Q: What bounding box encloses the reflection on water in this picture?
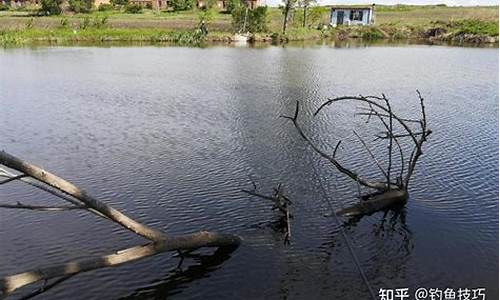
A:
[0,44,498,300]
[10,38,500,50]
[120,246,239,300]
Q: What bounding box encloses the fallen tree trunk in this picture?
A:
[336,189,408,217]
[0,232,240,296]
[0,151,241,298]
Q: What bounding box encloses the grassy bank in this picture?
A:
[0,5,498,46]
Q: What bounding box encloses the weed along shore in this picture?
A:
[0,4,498,46]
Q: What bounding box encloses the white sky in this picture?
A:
[262,0,499,6]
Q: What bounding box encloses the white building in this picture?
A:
[329,5,375,27]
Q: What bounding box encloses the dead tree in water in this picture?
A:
[282,91,431,218]
[0,151,241,299]
[242,183,292,244]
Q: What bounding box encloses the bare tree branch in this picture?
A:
[243,183,292,244]
[404,90,431,187]
[313,93,431,190]
[17,275,75,300]
[241,189,276,202]
[364,104,405,185]
[374,130,432,140]
[355,112,421,124]
[0,202,86,211]
[314,96,420,147]
[352,130,388,180]
[0,174,27,185]
[282,101,389,191]
[383,94,394,190]
[0,168,90,209]
[0,151,166,242]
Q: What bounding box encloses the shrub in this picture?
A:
[224,0,240,13]
[198,7,216,23]
[307,6,328,28]
[40,0,63,15]
[232,6,268,33]
[124,3,142,13]
[360,26,383,39]
[25,17,34,29]
[80,16,91,29]
[0,3,9,11]
[78,15,108,29]
[170,0,194,11]
[59,17,69,28]
[170,30,205,44]
[98,3,113,10]
[69,0,94,13]
[110,0,128,5]
[452,19,498,37]
[1,32,24,46]
[93,15,108,28]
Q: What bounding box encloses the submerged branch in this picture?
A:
[0,202,86,211]
[243,183,292,244]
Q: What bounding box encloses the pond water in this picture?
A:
[0,43,498,300]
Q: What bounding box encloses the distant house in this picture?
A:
[329,4,375,27]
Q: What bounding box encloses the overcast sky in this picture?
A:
[262,0,498,6]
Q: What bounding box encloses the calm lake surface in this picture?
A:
[0,43,498,300]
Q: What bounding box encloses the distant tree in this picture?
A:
[224,0,241,13]
[40,0,63,15]
[307,5,326,28]
[281,0,297,34]
[299,0,315,28]
[198,6,217,24]
[97,3,114,10]
[68,0,94,13]
[232,5,268,33]
[124,3,142,13]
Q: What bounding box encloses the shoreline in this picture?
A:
[1,26,498,47]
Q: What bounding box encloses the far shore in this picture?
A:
[1,5,498,46]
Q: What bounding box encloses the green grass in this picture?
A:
[376,5,498,25]
[0,27,213,46]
